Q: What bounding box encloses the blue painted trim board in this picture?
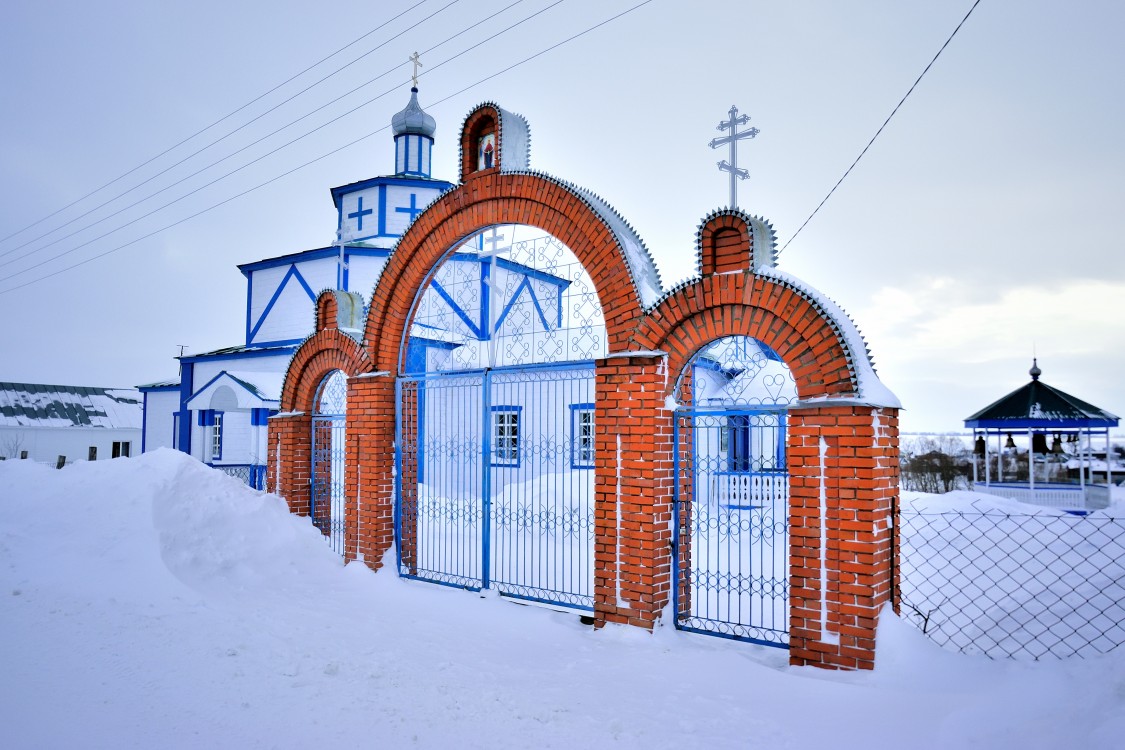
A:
[248,264,317,343]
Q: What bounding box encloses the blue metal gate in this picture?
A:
[396,363,595,609]
[673,335,796,647]
[312,371,347,554]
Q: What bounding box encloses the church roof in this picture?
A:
[0,382,142,429]
[964,362,1119,429]
[391,87,436,138]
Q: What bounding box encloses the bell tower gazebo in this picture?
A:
[965,359,1119,510]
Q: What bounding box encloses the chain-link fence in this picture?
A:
[898,506,1125,658]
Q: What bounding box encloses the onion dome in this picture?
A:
[392,87,436,138]
[1029,358,1042,381]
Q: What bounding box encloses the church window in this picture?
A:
[491,406,521,467]
[211,412,224,461]
[88,446,97,461]
[570,403,595,469]
[112,441,131,458]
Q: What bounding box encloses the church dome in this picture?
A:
[391,88,436,138]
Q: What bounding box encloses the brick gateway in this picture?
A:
[268,102,901,670]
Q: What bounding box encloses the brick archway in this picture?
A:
[362,170,654,373]
[269,291,373,560]
[269,107,899,671]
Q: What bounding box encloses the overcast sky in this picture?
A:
[1,0,1122,434]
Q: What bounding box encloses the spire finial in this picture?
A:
[409,51,422,88]
[1030,358,1041,381]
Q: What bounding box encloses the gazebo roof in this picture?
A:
[964,360,1119,429]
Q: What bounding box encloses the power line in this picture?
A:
[0,0,561,280]
[779,0,983,255]
[0,0,467,263]
[0,0,655,296]
[0,0,431,248]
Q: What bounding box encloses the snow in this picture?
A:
[3,451,1125,748]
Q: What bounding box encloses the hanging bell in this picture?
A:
[1051,434,1064,454]
[1032,432,1048,454]
[974,436,986,456]
[1005,433,1016,449]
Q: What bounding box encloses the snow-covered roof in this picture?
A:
[0,382,142,429]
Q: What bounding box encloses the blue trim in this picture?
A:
[377,185,387,237]
[248,264,317,343]
[489,404,523,469]
[481,371,493,588]
[186,370,278,408]
[430,280,483,337]
[138,384,179,392]
[245,272,253,345]
[243,337,306,349]
[569,403,595,469]
[480,263,491,340]
[177,363,194,454]
[141,391,148,453]
[330,175,452,208]
[495,276,552,333]
[966,418,1118,429]
[403,135,410,173]
[212,412,224,461]
[251,408,271,427]
[238,245,389,274]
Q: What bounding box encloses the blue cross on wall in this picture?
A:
[348,196,374,231]
[395,193,425,223]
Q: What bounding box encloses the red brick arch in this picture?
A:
[280,327,371,413]
[633,272,858,401]
[363,171,650,372]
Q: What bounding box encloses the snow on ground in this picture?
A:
[3,451,1125,749]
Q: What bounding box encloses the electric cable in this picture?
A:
[0,0,655,296]
[779,0,983,255]
[0,0,431,247]
[0,0,559,276]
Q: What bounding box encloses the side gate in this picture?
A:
[395,363,595,610]
[673,408,790,647]
[311,371,347,555]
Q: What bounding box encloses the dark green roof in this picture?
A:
[965,376,1118,429]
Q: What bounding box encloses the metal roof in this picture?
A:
[0,382,143,429]
[964,364,1119,429]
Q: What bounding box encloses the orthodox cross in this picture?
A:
[348,195,373,232]
[479,227,510,367]
[409,52,423,87]
[709,105,759,208]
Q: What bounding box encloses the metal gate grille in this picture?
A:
[675,409,789,646]
[311,371,347,555]
[396,364,595,609]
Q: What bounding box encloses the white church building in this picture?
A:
[139,87,454,485]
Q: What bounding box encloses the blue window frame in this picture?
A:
[569,403,595,469]
[211,412,224,461]
[490,405,522,468]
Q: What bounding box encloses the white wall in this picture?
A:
[142,390,179,452]
[0,425,140,466]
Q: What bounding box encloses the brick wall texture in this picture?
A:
[269,106,900,670]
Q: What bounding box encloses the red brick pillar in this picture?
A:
[787,405,899,669]
[268,412,313,517]
[349,373,398,570]
[594,352,675,629]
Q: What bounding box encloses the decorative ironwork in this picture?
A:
[406,226,607,374]
[397,364,595,609]
[312,370,347,555]
[209,463,266,490]
[685,336,797,408]
[674,335,795,647]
